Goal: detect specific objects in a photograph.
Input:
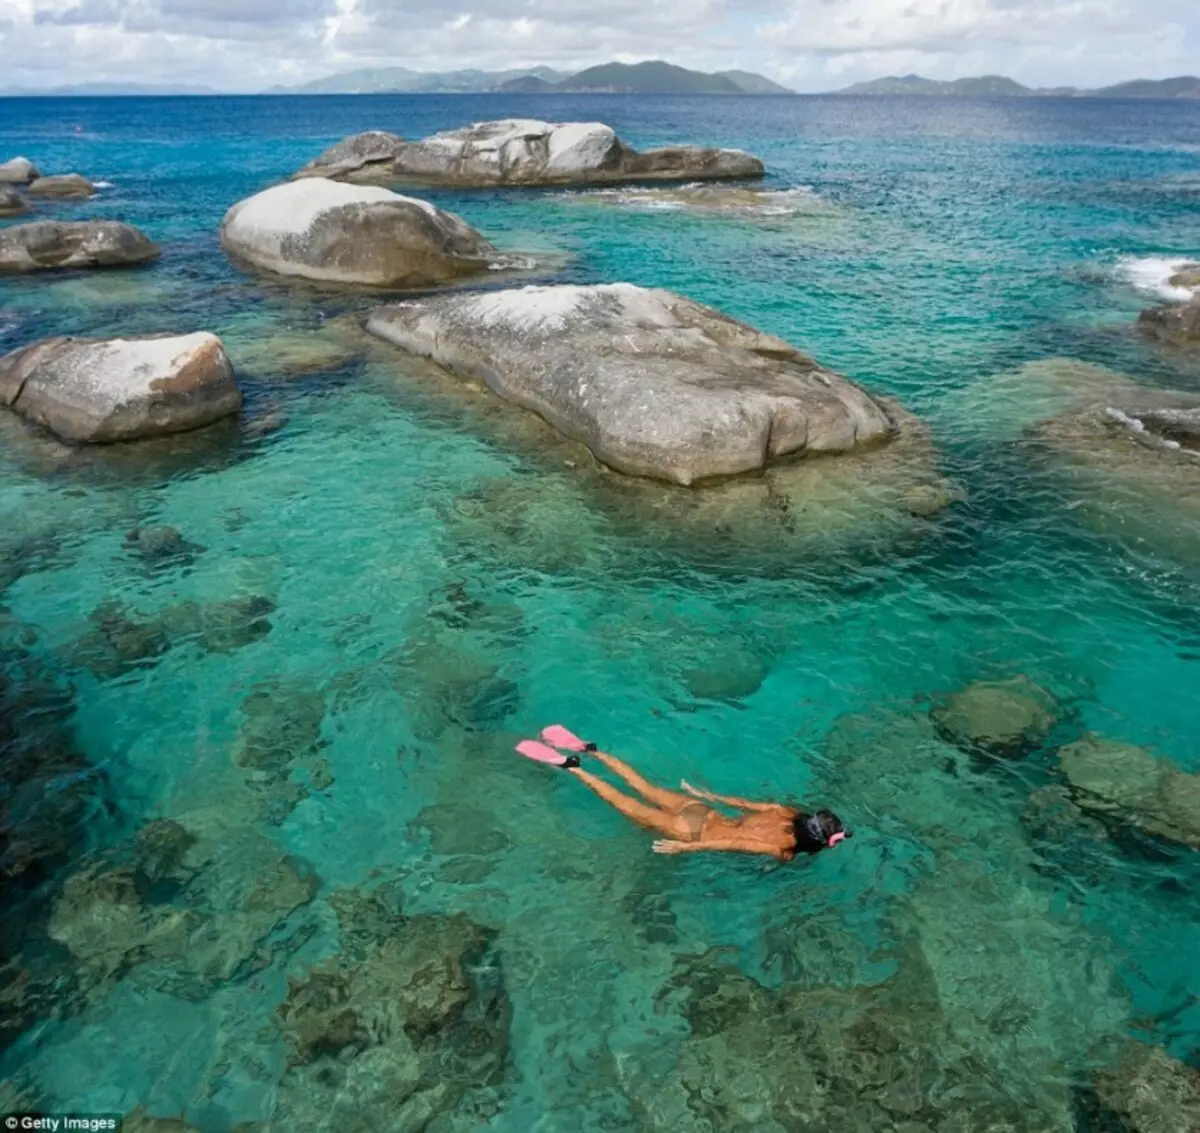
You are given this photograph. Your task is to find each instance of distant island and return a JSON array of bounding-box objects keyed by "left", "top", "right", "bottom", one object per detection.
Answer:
[
  {"left": 835, "top": 73, "right": 1200, "bottom": 99},
  {"left": 274, "top": 60, "right": 791, "bottom": 96},
  {"left": 496, "top": 62, "right": 791, "bottom": 95},
  {"left": 271, "top": 66, "right": 569, "bottom": 96},
  {"left": 4, "top": 62, "right": 1200, "bottom": 100}
]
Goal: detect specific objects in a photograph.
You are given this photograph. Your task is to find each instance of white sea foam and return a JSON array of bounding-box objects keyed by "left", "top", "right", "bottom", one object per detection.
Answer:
[
  {"left": 1117, "top": 255, "right": 1199, "bottom": 301},
  {"left": 564, "top": 183, "right": 829, "bottom": 218},
  {"left": 93, "top": 180, "right": 114, "bottom": 189},
  {"left": 1105, "top": 406, "right": 1145, "bottom": 432},
  {"left": 1104, "top": 406, "right": 1183, "bottom": 450}
]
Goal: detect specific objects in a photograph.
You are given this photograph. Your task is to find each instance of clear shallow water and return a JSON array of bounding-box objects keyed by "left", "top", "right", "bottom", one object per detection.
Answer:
[{"left": 1, "top": 94, "right": 1199, "bottom": 1130}]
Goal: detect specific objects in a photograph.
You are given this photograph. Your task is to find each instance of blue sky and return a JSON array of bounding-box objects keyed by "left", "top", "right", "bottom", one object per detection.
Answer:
[{"left": 1, "top": 0, "right": 1197, "bottom": 91}]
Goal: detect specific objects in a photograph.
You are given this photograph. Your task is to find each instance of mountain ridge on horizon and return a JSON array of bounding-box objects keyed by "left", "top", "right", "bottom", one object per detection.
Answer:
[
  {"left": 2, "top": 63, "right": 1199, "bottom": 99},
  {"left": 835, "top": 72, "right": 1200, "bottom": 98},
  {"left": 273, "top": 59, "right": 791, "bottom": 96}
]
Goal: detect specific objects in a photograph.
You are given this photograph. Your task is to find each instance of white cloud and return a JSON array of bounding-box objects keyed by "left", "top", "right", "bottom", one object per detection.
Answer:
[{"left": 0, "top": 0, "right": 1196, "bottom": 90}]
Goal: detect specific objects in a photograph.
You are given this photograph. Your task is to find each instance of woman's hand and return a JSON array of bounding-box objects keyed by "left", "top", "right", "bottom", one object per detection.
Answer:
[{"left": 653, "top": 840, "right": 690, "bottom": 854}]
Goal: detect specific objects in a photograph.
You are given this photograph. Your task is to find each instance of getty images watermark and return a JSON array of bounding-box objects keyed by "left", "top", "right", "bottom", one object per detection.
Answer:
[{"left": 4, "top": 1118, "right": 121, "bottom": 1132}]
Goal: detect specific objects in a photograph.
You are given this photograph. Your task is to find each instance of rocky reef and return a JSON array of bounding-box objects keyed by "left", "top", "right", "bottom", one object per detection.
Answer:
[
  {"left": 66, "top": 593, "right": 276, "bottom": 680},
  {"left": 47, "top": 817, "right": 319, "bottom": 1005},
  {"left": 294, "top": 119, "right": 764, "bottom": 187},
  {"left": 232, "top": 676, "right": 332, "bottom": 824},
  {"left": 1090, "top": 1042, "right": 1200, "bottom": 1133},
  {"left": 618, "top": 941, "right": 1092, "bottom": 1132},
  {"left": 272, "top": 886, "right": 511, "bottom": 1132}
]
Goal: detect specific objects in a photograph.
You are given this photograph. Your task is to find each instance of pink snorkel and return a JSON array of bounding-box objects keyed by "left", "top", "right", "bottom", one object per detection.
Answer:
[{"left": 827, "top": 832, "right": 847, "bottom": 848}]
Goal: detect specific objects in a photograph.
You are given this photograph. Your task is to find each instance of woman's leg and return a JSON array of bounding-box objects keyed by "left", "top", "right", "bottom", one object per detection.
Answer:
[
  {"left": 569, "top": 768, "right": 693, "bottom": 838},
  {"left": 591, "top": 751, "right": 694, "bottom": 813}
]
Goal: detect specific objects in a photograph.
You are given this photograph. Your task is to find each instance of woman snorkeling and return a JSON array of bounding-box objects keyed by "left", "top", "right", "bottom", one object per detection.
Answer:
[{"left": 518, "top": 726, "right": 850, "bottom": 862}]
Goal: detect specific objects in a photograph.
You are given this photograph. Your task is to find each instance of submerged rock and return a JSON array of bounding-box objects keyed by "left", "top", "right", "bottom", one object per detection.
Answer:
[
  {"left": 0, "top": 157, "right": 39, "bottom": 184},
  {"left": 0, "top": 186, "right": 28, "bottom": 217},
  {"left": 27, "top": 174, "right": 95, "bottom": 199},
  {"left": 66, "top": 594, "right": 276, "bottom": 679},
  {"left": 131, "top": 819, "right": 199, "bottom": 890},
  {"left": 0, "top": 332, "right": 241, "bottom": 443},
  {"left": 625, "top": 945, "right": 1075, "bottom": 1132},
  {"left": 47, "top": 822, "right": 319, "bottom": 1004},
  {"left": 48, "top": 862, "right": 196, "bottom": 985},
  {"left": 0, "top": 646, "right": 107, "bottom": 891},
  {"left": 157, "top": 593, "right": 276, "bottom": 654},
  {"left": 446, "top": 474, "right": 613, "bottom": 575},
  {"left": 66, "top": 599, "right": 172, "bottom": 678},
  {"left": 225, "top": 326, "right": 361, "bottom": 379},
  {"left": 368, "top": 283, "right": 894, "bottom": 486},
  {"left": 413, "top": 803, "right": 511, "bottom": 857},
  {"left": 1058, "top": 733, "right": 1200, "bottom": 849},
  {"left": 273, "top": 892, "right": 511, "bottom": 1131},
  {"left": 0, "top": 220, "right": 159, "bottom": 273},
  {"left": 1092, "top": 1043, "right": 1200, "bottom": 1133},
  {"left": 220, "top": 178, "right": 498, "bottom": 288},
  {"left": 0, "top": 948, "right": 84, "bottom": 1054},
  {"left": 232, "top": 677, "right": 330, "bottom": 820},
  {"left": 1034, "top": 388, "right": 1200, "bottom": 564},
  {"left": 931, "top": 676, "right": 1060, "bottom": 759},
  {"left": 1138, "top": 295, "right": 1200, "bottom": 345},
  {"left": 294, "top": 119, "right": 764, "bottom": 187},
  {"left": 123, "top": 524, "right": 206, "bottom": 569},
  {"left": 813, "top": 705, "right": 1130, "bottom": 1126}
]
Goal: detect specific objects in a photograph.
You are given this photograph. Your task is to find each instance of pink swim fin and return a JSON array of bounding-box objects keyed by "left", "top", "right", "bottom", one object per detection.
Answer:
[
  {"left": 516, "top": 740, "right": 580, "bottom": 768},
  {"left": 541, "top": 725, "right": 596, "bottom": 753}
]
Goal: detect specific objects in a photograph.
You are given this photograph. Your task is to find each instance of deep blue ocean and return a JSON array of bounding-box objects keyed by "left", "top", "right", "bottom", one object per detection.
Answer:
[{"left": 1, "top": 94, "right": 1199, "bottom": 1130}]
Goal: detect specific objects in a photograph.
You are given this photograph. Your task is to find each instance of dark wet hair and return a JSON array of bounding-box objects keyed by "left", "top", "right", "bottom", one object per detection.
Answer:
[{"left": 792, "top": 809, "right": 850, "bottom": 855}]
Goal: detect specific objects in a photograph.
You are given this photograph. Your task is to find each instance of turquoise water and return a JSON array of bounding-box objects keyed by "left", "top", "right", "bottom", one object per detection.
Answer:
[{"left": 2, "top": 94, "right": 1199, "bottom": 1129}]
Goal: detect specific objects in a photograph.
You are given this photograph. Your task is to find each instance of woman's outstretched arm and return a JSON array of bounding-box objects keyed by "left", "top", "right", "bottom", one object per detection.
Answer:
[{"left": 652, "top": 837, "right": 788, "bottom": 859}]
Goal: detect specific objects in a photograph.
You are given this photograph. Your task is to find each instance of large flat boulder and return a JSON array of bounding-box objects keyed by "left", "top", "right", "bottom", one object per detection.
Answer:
[
  {"left": 1138, "top": 295, "right": 1200, "bottom": 345},
  {"left": 0, "top": 220, "right": 159, "bottom": 272},
  {"left": 0, "top": 157, "right": 39, "bottom": 184},
  {"left": 0, "top": 186, "right": 28, "bottom": 217},
  {"left": 367, "top": 283, "right": 893, "bottom": 485},
  {"left": 0, "top": 332, "right": 242, "bottom": 442},
  {"left": 295, "top": 120, "right": 764, "bottom": 187},
  {"left": 220, "top": 178, "right": 497, "bottom": 287},
  {"left": 27, "top": 174, "right": 96, "bottom": 199}
]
